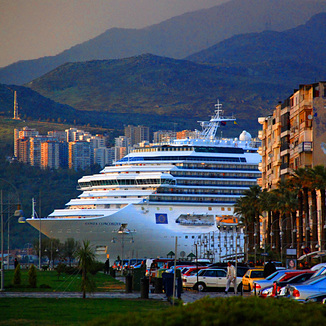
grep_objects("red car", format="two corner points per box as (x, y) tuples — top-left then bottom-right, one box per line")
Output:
(182, 266), (208, 277)
(259, 270), (314, 298)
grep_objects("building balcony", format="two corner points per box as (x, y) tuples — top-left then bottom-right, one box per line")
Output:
(298, 142), (313, 153)
(258, 130), (264, 140)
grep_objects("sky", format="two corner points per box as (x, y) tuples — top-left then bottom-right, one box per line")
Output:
(0, 0), (228, 68)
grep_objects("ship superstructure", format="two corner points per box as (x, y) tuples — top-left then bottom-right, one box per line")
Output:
(27, 101), (261, 263)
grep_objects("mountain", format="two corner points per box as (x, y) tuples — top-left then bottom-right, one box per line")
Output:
(1, 0), (326, 85)
(23, 53), (291, 135)
(186, 12), (326, 68)
(0, 84), (78, 123)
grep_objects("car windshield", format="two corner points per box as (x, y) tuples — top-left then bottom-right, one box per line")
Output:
(251, 271), (264, 278)
(265, 271), (279, 280)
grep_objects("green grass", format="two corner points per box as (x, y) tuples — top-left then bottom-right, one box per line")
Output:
(2, 269), (125, 292)
(0, 298), (169, 325)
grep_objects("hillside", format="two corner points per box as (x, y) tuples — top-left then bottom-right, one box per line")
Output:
(1, 0), (326, 85)
(0, 84), (79, 123)
(186, 13), (326, 68)
(24, 54), (289, 135)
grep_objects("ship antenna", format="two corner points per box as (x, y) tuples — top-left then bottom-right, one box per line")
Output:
(199, 100), (236, 140)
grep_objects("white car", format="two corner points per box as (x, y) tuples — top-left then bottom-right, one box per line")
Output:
(182, 268), (242, 292)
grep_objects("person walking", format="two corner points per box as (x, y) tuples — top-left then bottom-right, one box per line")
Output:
(225, 261), (236, 294)
(263, 259), (276, 278)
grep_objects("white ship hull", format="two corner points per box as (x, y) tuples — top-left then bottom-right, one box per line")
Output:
(28, 202), (244, 263)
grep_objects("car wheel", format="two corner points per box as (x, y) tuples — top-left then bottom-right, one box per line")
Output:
(195, 282), (206, 292)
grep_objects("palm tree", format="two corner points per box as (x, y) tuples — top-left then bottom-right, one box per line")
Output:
(273, 181), (298, 255)
(259, 189), (275, 250)
(235, 185), (262, 261)
(75, 240), (96, 299)
(311, 165), (326, 250)
(290, 168), (313, 252)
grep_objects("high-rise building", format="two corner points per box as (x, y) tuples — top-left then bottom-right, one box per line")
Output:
(14, 127), (39, 158)
(41, 141), (60, 169)
(124, 125), (150, 146)
(30, 136), (51, 167)
(68, 141), (93, 170)
(153, 130), (176, 143)
(47, 131), (66, 142)
(94, 147), (115, 168)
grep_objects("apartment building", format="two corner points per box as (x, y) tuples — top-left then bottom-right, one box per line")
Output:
(124, 125), (150, 146)
(68, 141), (92, 170)
(258, 81), (326, 253)
(41, 141), (60, 169)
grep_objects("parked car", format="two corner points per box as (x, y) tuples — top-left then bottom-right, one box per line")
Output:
(182, 268), (242, 292)
(242, 268), (264, 292)
(252, 269), (295, 295)
(208, 263), (249, 278)
(304, 292), (326, 303)
(181, 266), (208, 276)
(285, 274), (326, 301)
(261, 271), (315, 298)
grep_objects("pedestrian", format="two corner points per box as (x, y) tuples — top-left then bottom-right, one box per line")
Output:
(14, 257), (18, 269)
(104, 259), (110, 274)
(225, 261), (236, 294)
(263, 259), (276, 278)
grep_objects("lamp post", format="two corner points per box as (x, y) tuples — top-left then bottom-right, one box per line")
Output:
(0, 179), (24, 292)
(270, 218), (280, 251)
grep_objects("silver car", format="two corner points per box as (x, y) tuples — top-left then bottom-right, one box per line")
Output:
(182, 268), (242, 292)
(285, 274), (326, 301)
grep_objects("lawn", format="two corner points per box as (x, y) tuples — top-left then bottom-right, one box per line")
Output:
(2, 269), (125, 292)
(0, 298), (169, 325)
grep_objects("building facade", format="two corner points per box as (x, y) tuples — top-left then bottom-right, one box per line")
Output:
(258, 81), (326, 255)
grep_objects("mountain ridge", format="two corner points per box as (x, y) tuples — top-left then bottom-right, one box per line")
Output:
(1, 0), (326, 85)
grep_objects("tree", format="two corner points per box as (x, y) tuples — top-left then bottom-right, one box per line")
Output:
(28, 264), (37, 288)
(259, 189), (275, 250)
(63, 238), (80, 266)
(43, 238), (62, 268)
(311, 165), (326, 250)
(273, 180), (298, 259)
(290, 168), (313, 253)
(235, 185), (262, 259)
(75, 240), (96, 299)
(13, 263), (21, 286)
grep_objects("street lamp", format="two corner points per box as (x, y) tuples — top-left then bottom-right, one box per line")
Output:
(112, 224), (136, 262)
(1, 180), (24, 292)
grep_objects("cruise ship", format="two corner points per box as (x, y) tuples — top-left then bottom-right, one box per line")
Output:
(27, 101), (261, 263)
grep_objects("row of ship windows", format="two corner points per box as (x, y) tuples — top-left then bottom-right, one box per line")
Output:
(156, 188), (245, 195)
(172, 171), (258, 178)
(176, 180), (257, 187)
(176, 163), (258, 171)
(149, 195), (236, 203)
(79, 178), (174, 187)
(118, 155), (246, 163)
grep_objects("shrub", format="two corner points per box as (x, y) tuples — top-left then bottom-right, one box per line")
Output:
(88, 296), (326, 326)
(56, 263), (66, 279)
(39, 284), (51, 289)
(28, 264), (37, 288)
(64, 266), (81, 275)
(89, 261), (105, 275)
(13, 263), (21, 285)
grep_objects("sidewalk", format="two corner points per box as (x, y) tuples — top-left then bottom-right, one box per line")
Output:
(0, 289), (247, 303)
